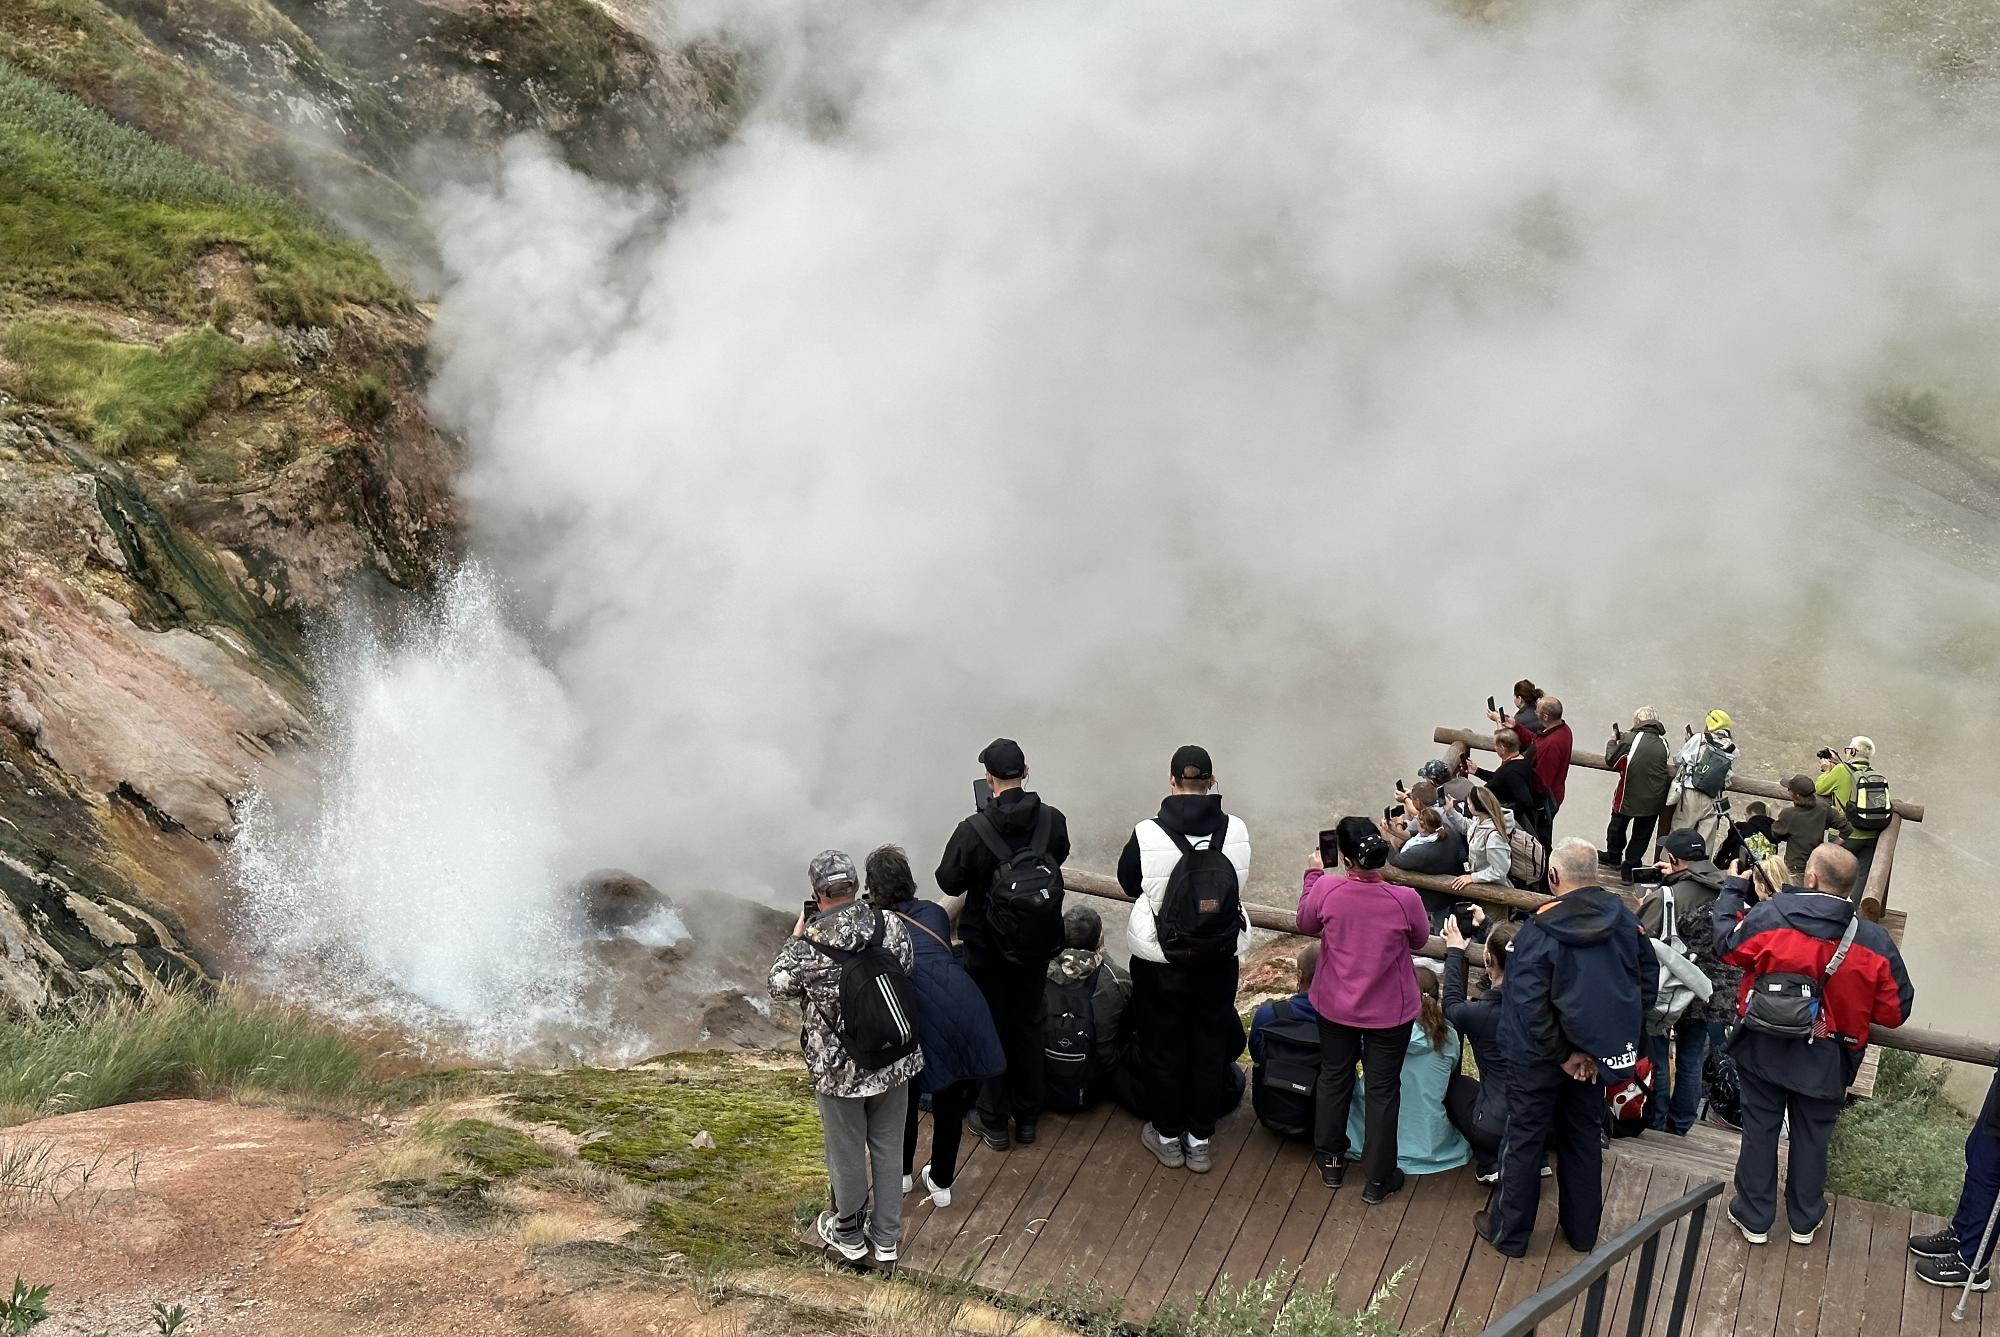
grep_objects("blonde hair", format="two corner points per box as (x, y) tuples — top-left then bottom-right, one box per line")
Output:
(1753, 854), (1790, 897)
(1469, 785), (1510, 838)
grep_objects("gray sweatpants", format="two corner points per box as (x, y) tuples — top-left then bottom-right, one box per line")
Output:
(818, 1081), (910, 1250)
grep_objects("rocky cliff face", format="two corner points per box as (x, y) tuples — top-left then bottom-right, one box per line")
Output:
(0, 0), (735, 1016)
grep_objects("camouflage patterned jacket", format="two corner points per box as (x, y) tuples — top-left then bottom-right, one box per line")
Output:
(768, 900), (925, 1099)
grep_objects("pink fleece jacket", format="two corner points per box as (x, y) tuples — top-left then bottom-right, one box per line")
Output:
(1295, 867), (1431, 1030)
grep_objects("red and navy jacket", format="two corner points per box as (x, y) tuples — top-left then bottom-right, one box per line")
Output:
(1712, 877), (1914, 1099)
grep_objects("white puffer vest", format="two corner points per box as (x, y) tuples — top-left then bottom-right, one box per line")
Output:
(1125, 816), (1253, 965)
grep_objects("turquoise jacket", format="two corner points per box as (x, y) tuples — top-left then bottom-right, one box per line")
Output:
(1345, 1021), (1472, 1175)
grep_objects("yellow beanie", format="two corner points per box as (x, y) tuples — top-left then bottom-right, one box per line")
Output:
(1705, 709), (1733, 733)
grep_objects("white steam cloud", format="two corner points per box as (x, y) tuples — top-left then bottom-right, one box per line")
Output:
(417, 0), (2000, 909)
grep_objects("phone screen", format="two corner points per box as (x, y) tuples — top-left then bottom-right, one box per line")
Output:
(1318, 828), (1341, 867)
(1487, 695), (1497, 714)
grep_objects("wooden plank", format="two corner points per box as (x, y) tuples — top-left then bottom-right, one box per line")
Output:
(1563, 1160), (1654, 1337)
(1330, 1172), (1424, 1314)
(1771, 1193), (1834, 1337)
(1856, 1200), (1912, 1337)
(1119, 1106), (1262, 1326)
(1813, 1194), (1873, 1337)
(1690, 1169), (1754, 1337)
(1443, 1180), (1515, 1335)
(1398, 1167), (1491, 1335)
(1084, 1159), (1193, 1301)
(930, 1108), (1067, 1282)
(1647, 1174), (1729, 1337)
(901, 1129), (1004, 1273)
(1209, 1139), (1317, 1303)
(1486, 1170), (1569, 1331)
(1254, 1149), (1338, 1301)
(1594, 1167), (1686, 1337)
(1289, 1151), (1375, 1300)
(1017, 1106), (1168, 1300)
(1375, 1167), (1462, 1328)
(1536, 1154), (1629, 1337)
(1901, 1209), (1948, 1337)
(1731, 1193), (1790, 1337)
(974, 1101), (1115, 1293)
(1156, 1121), (1287, 1319)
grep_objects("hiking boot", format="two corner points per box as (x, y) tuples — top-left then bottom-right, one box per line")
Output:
(816, 1210), (869, 1262)
(1790, 1219), (1822, 1246)
(920, 1165), (951, 1208)
(1472, 1209), (1523, 1257)
(1182, 1135), (1212, 1174)
(1363, 1170), (1407, 1206)
(1910, 1227), (1963, 1259)
(1318, 1154), (1347, 1189)
(1014, 1120), (1038, 1146)
(967, 1109), (1010, 1152)
(1139, 1123), (1186, 1168)
(1916, 1254), (1992, 1291)
(1728, 1205), (1768, 1246)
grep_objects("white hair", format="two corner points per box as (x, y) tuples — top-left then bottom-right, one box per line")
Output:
(1848, 735), (1875, 760)
(1550, 837), (1600, 888)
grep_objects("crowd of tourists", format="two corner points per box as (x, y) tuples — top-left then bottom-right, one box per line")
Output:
(768, 711), (1994, 1300)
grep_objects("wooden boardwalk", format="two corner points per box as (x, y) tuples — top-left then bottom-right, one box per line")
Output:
(809, 1103), (1988, 1336)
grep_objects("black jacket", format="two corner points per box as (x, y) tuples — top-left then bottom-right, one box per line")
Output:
(1475, 756), (1541, 823)
(1444, 946), (1509, 1132)
(1500, 885), (1656, 1081)
(1115, 793), (1229, 896)
(935, 788), (1070, 966)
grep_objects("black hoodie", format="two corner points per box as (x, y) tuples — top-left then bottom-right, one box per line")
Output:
(935, 787), (1070, 966)
(1499, 885), (1656, 1080)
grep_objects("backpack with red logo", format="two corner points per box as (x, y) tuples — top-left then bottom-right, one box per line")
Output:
(1605, 1056), (1655, 1138)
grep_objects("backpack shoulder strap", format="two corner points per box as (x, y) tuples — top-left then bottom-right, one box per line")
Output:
(968, 811), (1014, 862)
(1822, 914), (1861, 983)
(1028, 805), (1054, 858)
(1158, 819), (1195, 857)
(1204, 817), (1230, 852)
(1662, 884), (1677, 940)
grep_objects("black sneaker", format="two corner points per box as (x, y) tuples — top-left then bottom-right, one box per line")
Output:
(967, 1109), (1010, 1152)
(1318, 1155), (1347, 1189)
(1909, 1227), (1962, 1260)
(1014, 1121), (1037, 1146)
(1363, 1169), (1406, 1206)
(1915, 1254), (1991, 1291)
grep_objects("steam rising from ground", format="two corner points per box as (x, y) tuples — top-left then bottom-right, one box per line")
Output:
(419, 0), (2000, 902)
(239, 0), (2000, 1041)
(234, 566), (591, 1047)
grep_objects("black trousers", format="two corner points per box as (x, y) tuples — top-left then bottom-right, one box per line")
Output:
(1731, 1066), (1841, 1236)
(1445, 1071), (1503, 1174)
(1314, 1018), (1409, 1188)
(902, 1079), (975, 1188)
(1605, 811), (1658, 878)
(1491, 1065), (1605, 1256)
(967, 955), (1046, 1125)
(1126, 956), (1244, 1140)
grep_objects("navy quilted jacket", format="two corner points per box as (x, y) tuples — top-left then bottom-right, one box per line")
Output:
(888, 898), (1006, 1094)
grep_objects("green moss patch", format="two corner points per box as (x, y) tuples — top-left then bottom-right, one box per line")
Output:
(0, 57), (402, 321)
(2, 317), (281, 454)
(1828, 1049), (1973, 1216)
(506, 1062), (827, 1264)
(439, 1118), (559, 1178)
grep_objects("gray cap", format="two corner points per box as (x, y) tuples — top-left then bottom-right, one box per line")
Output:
(808, 849), (858, 896)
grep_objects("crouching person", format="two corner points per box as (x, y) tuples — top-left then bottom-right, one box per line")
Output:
(1117, 745), (1251, 1172)
(769, 850), (924, 1267)
(1042, 905), (1131, 1111)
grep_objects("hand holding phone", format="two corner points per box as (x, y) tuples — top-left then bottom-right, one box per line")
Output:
(1487, 695), (1498, 714)
(1318, 828), (1341, 869)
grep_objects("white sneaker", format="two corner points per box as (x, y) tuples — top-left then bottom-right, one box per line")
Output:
(816, 1210), (869, 1261)
(1730, 1206), (1769, 1246)
(872, 1239), (898, 1267)
(920, 1165), (952, 1207)
(1182, 1135), (1213, 1174)
(1790, 1221), (1820, 1246)
(901, 1173), (914, 1195)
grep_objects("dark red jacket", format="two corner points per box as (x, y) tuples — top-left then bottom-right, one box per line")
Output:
(1713, 879), (1914, 1099)
(1528, 721), (1574, 807)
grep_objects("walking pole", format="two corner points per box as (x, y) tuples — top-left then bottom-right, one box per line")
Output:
(1956, 1190), (2000, 1322)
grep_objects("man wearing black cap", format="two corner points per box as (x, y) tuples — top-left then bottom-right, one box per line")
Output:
(936, 738), (1071, 1150)
(1639, 829), (1728, 1135)
(1116, 745), (1251, 1173)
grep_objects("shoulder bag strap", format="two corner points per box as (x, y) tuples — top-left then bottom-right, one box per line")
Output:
(1822, 914), (1860, 984)
(1029, 805), (1054, 858)
(893, 909), (952, 953)
(968, 811), (1014, 862)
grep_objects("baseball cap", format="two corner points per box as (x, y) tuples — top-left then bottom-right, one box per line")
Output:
(978, 738), (1027, 780)
(1418, 759), (1453, 785)
(1785, 774), (1816, 799)
(807, 849), (857, 896)
(1170, 744), (1213, 782)
(1661, 829), (1708, 863)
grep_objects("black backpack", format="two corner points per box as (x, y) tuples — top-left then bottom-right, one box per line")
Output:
(1252, 1011), (1321, 1140)
(1154, 821), (1243, 963)
(1042, 972), (1097, 1111)
(809, 909), (921, 1072)
(970, 807), (1065, 965)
